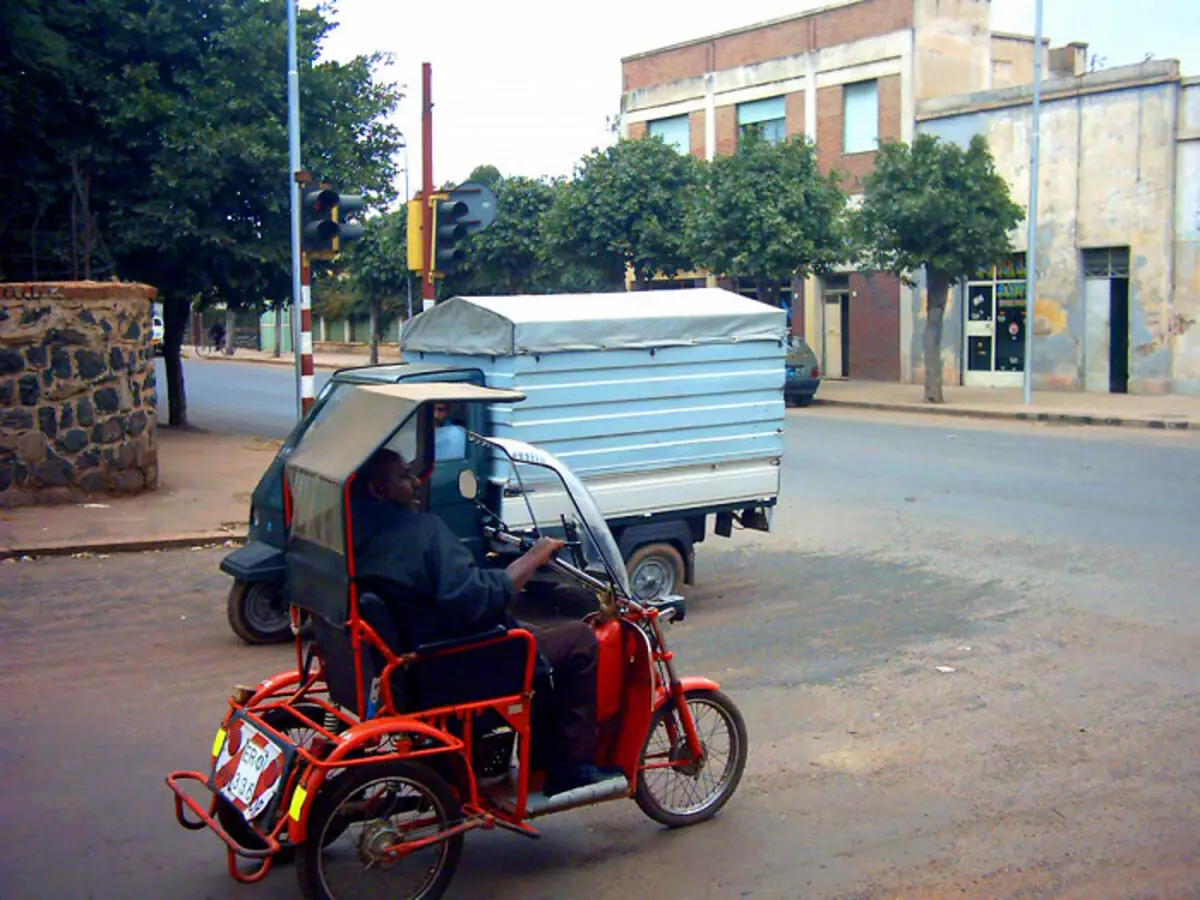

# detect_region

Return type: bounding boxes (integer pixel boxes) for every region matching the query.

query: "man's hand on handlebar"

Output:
[525,536,563,567]
[504,535,563,595]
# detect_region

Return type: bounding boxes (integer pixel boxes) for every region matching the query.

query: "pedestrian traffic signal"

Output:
[301,185,366,258]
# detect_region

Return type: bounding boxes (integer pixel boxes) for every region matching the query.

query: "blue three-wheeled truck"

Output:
[223,289,787,643]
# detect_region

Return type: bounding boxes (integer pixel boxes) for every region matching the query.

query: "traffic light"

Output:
[432,196,469,274]
[301,185,366,257]
[428,181,498,276]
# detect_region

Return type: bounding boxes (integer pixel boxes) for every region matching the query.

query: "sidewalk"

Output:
[816,380,1200,430]
[192,345,402,370]
[0,429,275,558]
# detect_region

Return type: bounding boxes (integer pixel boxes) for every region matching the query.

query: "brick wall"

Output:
[627,121,648,140]
[785,90,807,138]
[815,73,901,190]
[622,0,912,91]
[715,106,737,157]
[689,110,706,157]
[848,272,901,379]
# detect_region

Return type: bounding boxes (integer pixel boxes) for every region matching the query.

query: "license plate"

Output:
[209,712,294,823]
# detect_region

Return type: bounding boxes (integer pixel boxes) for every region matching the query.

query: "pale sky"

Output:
[312,0,1199,197]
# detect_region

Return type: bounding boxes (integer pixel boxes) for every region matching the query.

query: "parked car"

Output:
[784,335,821,406]
[151,316,165,355]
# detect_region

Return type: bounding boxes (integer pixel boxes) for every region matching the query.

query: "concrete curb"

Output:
[1,532,247,561]
[815,398,1193,431]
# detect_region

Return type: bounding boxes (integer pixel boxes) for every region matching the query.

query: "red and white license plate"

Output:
[210,716,290,822]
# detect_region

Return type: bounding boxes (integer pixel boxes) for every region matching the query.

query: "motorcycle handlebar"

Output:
[484,525,613,596]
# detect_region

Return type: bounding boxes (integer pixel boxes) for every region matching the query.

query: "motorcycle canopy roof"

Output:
[285,382,525,557]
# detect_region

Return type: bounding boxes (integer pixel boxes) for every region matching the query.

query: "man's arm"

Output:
[423,516,561,628]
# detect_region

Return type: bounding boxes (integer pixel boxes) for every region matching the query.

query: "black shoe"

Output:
[542,763,624,798]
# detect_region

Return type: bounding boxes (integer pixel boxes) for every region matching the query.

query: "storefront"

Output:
[964,254,1027,387]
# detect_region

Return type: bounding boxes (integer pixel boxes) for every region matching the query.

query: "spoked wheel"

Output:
[635,689,748,828]
[216,703,325,863]
[297,760,463,900]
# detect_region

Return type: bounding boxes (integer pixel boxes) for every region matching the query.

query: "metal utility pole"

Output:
[1023,0,1043,405]
[286,0,304,420]
[421,62,435,312]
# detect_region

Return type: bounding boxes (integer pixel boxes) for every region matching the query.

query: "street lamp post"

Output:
[1022,0,1043,405]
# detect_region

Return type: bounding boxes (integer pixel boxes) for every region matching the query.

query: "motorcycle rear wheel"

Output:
[297,759,462,900]
[635,688,747,828]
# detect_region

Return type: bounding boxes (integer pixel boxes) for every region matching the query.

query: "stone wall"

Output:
[0,282,158,506]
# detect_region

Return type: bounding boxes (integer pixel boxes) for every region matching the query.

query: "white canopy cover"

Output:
[400,288,787,356]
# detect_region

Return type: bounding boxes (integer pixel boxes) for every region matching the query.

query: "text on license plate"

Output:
[212,722,286,821]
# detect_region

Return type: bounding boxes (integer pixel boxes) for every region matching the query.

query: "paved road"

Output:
[155,357,332,438]
[2,409,1197,898]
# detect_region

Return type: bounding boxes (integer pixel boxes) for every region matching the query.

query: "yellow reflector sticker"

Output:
[211,727,226,759]
[289,785,308,822]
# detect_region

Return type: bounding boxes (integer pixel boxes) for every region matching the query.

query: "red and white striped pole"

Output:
[299,253,314,415]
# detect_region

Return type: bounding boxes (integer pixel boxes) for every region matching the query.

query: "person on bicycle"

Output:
[352,448,618,797]
[208,320,226,351]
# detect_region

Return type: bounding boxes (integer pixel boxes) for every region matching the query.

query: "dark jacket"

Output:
[351,499,513,647]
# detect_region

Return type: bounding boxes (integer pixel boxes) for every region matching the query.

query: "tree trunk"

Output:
[369,297,380,365]
[923,269,951,404]
[163,298,188,428]
[273,304,282,358]
[224,307,236,355]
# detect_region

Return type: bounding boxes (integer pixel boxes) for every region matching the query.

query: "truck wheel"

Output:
[227,580,292,645]
[626,543,685,604]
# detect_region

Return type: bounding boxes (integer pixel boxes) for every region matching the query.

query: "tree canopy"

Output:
[546,137,700,289]
[686,130,847,304]
[1,0,403,425]
[855,133,1024,402]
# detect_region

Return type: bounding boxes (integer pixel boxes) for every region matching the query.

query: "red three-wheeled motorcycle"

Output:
[167,382,748,899]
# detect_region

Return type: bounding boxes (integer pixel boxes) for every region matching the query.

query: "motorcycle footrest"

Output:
[523,775,629,817]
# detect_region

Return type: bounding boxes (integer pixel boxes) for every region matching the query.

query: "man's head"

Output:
[433,403,450,427]
[361,448,420,508]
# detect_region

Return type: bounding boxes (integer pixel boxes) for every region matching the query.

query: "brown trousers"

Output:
[526,619,598,768]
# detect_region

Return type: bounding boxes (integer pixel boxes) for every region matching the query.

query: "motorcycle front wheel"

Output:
[227,580,292,644]
[635,688,748,828]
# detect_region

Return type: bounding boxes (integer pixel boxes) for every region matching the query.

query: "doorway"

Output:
[963,254,1026,388]
[823,279,849,378]
[1083,248,1130,394]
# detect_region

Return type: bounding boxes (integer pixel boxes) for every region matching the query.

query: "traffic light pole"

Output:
[299,253,314,415]
[286,0,304,420]
[421,62,435,312]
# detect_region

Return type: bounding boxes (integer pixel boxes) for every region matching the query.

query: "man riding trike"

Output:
[166,382,748,899]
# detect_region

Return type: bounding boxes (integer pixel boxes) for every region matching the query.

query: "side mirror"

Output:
[458,469,480,501]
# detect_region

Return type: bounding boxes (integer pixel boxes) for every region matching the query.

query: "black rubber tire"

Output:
[626,542,686,604]
[796,393,814,407]
[635,689,748,828]
[214,703,326,863]
[227,580,292,645]
[296,760,463,900]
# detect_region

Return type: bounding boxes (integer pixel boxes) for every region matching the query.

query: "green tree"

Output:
[686,130,848,306]
[0,0,402,427]
[855,134,1023,403]
[344,210,411,362]
[546,137,699,289]
[465,164,503,193]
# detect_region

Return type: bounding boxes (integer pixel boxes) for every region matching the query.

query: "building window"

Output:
[1082,248,1130,277]
[843,80,878,154]
[737,96,786,145]
[647,115,689,154]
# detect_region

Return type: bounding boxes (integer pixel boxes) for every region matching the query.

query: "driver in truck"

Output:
[352,448,619,797]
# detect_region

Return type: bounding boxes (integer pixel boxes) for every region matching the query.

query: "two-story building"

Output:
[620,0,1200,396]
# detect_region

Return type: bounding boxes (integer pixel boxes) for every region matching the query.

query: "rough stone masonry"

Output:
[0,282,158,506]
